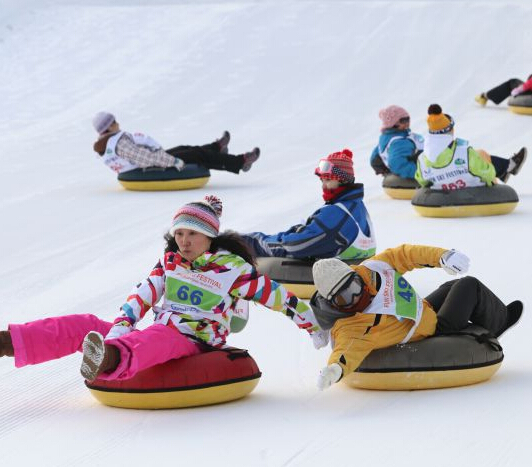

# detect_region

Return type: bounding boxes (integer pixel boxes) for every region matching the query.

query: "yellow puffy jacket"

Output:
[328,244,448,377]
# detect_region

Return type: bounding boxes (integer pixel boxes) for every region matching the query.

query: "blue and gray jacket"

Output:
[242,184,375,260]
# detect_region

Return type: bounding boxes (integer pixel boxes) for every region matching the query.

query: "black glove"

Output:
[371,155,390,175]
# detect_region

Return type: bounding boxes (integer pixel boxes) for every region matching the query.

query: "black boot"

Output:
[496,301,523,337]
[0,330,14,357]
[501,147,527,182]
[80,332,120,381]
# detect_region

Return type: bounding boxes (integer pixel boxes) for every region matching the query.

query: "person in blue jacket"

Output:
[241,149,376,260]
[370,105,424,179]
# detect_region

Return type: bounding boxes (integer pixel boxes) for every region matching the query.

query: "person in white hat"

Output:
[91,111,260,175]
[416,104,527,187]
[310,244,523,390]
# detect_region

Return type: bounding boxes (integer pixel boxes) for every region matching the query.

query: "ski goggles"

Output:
[315,159,335,176]
[331,273,363,309]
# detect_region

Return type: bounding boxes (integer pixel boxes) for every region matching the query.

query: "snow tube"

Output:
[382,174,420,200]
[411,185,518,217]
[344,325,503,390]
[85,348,261,409]
[508,93,532,115]
[117,164,210,191]
[256,257,363,299]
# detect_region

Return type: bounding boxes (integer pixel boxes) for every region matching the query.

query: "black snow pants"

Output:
[425,276,508,336]
[486,78,524,105]
[166,142,244,174]
[490,155,510,179]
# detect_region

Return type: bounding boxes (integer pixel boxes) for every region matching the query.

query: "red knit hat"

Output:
[315,149,355,184]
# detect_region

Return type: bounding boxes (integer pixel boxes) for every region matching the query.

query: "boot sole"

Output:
[80,332,105,381]
[511,148,527,176]
[242,148,260,172]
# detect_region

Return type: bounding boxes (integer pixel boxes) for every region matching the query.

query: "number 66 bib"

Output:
[359,259,423,343]
[164,266,242,318]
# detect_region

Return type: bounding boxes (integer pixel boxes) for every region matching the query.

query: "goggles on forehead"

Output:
[331,273,363,309]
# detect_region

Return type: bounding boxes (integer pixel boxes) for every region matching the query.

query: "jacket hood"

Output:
[423,133,454,163]
[379,128,411,151]
[93,131,119,156]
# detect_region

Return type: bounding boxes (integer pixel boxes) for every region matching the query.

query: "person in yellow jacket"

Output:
[310,244,523,390]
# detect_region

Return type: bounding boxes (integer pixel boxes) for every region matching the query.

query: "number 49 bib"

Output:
[360,259,424,343]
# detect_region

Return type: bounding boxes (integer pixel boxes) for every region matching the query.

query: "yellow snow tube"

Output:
[344,326,504,391]
[256,257,364,300]
[86,349,261,409]
[508,105,532,115]
[118,177,209,192]
[117,164,210,192]
[382,174,420,200]
[411,185,518,218]
[508,94,532,115]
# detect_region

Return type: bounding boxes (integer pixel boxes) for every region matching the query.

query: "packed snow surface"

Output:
[1,1,531,466]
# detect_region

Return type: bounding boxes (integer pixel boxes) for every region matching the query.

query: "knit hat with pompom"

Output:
[314,148,355,184]
[169,195,223,238]
[427,104,455,134]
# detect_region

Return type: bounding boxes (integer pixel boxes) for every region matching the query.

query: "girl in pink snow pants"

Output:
[0,195,325,383]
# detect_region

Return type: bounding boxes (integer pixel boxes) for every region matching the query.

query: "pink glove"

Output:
[511,84,525,97]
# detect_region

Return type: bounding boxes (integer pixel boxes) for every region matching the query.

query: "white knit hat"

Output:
[92,111,116,134]
[312,258,354,300]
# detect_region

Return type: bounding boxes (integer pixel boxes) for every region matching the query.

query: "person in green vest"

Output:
[415,104,526,189]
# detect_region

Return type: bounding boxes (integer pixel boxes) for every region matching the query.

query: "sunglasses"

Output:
[397,117,410,124]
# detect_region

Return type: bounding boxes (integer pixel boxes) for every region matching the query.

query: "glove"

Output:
[440,249,470,275]
[317,363,342,390]
[311,329,330,349]
[511,84,525,97]
[174,157,185,171]
[371,155,390,176]
[105,320,133,340]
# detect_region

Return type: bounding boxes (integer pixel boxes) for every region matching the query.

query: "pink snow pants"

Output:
[9,314,203,380]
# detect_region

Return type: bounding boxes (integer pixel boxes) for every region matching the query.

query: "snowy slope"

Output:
[1,1,531,466]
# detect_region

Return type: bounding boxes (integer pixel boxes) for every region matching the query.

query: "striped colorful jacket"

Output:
[114,249,321,347]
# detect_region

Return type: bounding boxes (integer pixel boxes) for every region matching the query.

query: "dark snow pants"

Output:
[425,276,508,336]
[166,142,244,174]
[486,78,524,105]
[490,155,510,179]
